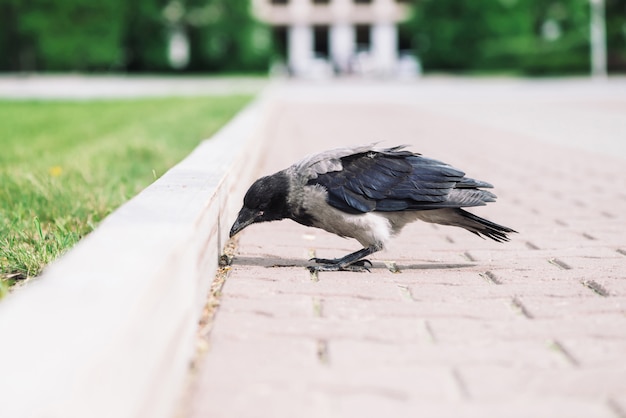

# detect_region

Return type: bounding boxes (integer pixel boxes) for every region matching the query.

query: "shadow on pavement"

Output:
[232,255,474,271]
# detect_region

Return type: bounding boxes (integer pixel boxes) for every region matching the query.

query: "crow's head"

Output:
[230,172,290,237]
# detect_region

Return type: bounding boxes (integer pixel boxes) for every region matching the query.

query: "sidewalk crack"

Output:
[450,368,470,400]
[396,284,415,301]
[510,296,533,319]
[312,297,324,317]
[316,339,329,365]
[480,271,501,285]
[548,340,579,367]
[607,398,626,418]
[548,258,572,270]
[581,280,611,297]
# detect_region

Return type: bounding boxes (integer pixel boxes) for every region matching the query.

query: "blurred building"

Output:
[252,0,415,78]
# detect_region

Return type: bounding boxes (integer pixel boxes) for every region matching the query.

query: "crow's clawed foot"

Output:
[307,258,372,273]
[309,257,372,266]
[309,257,338,265]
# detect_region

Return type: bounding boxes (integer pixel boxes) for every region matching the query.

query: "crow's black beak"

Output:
[229,207,261,238]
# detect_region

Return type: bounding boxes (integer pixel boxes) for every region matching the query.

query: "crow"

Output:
[230,144,516,272]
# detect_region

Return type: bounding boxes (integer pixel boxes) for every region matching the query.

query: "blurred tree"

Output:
[0,0,269,73]
[407,0,593,75]
[124,0,171,72]
[520,0,590,74]
[0,0,28,71]
[606,0,626,71]
[182,0,271,72]
[1,0,127,71]
[404,1,494,71]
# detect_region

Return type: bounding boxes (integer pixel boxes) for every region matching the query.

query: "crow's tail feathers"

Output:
[455,208,517,242]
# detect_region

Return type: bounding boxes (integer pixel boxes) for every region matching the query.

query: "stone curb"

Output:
[0,89,273,418]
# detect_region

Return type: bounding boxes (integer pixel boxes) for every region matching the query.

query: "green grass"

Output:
[0,96,251,296]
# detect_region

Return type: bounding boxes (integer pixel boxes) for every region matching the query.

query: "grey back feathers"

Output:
[292,144,497,215]
[292,144,391,179]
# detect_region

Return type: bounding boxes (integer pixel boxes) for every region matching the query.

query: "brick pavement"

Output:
[187,80,626,418]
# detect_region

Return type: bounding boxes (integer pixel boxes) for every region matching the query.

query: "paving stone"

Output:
[460,365,626,401]
[187,80,626,418]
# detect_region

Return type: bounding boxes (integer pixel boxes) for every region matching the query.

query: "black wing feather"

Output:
[309,148,495,214]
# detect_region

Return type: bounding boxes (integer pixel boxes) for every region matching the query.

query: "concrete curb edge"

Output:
[0,90,274,418]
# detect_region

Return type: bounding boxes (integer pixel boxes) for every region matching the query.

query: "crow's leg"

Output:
[309,244,381,272]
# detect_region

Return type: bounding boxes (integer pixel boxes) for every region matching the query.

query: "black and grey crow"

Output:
[230,144,516,271]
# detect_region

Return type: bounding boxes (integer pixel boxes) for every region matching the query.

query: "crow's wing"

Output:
[307,147,496,214]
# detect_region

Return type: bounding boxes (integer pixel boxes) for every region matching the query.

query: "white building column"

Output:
[288,24,313,76]
[590,0,607,79]
[330,23,354,74]
[371,22,397,76]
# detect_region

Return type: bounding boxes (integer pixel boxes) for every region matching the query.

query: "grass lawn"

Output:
[0,96,251,297]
